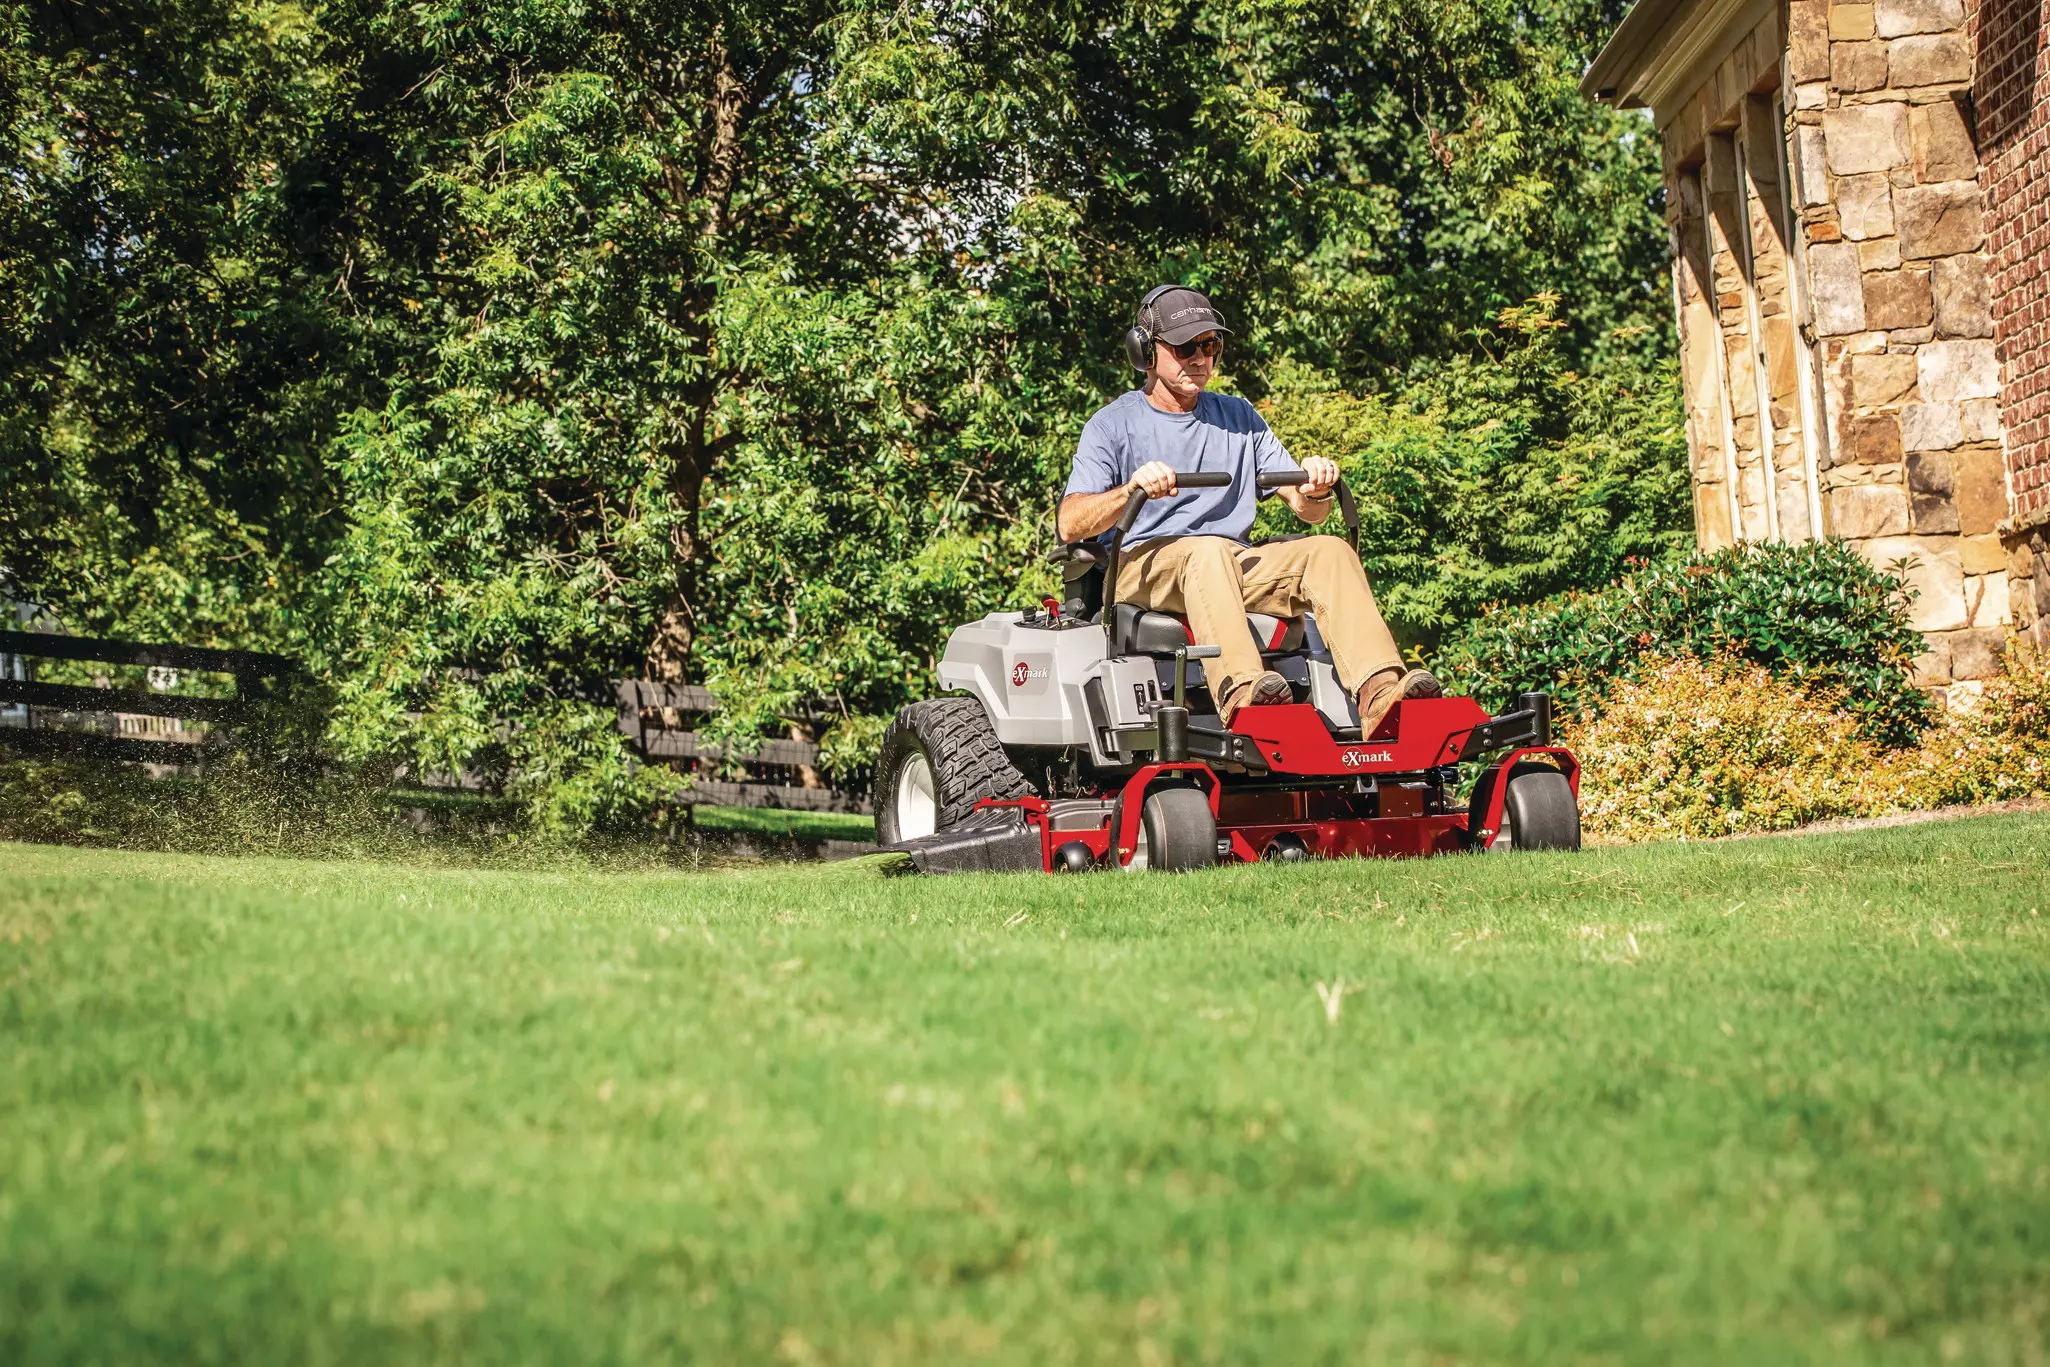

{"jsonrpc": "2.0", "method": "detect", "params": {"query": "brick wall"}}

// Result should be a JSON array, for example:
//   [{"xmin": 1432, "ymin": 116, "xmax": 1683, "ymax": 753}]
[{"xmin": 1975, "ymin": 0, "xmax": 2050, "ymax": 517}]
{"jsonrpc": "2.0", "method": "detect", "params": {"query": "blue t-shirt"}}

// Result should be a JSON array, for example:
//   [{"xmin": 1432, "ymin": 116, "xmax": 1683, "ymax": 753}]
[{"xmin": 1063, "ymin": 389, "xmax": 1303, "ymax": 546}]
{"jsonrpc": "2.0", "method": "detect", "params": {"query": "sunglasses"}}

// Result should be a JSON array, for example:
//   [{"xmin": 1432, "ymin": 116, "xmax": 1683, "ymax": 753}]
[{"xmin": 1166, "ymin": 334, "xmax": 1224, "ymax": 361}]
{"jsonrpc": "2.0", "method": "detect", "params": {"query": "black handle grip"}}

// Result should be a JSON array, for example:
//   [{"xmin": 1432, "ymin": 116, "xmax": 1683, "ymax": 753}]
[
  {"xmin": 1108, "ymin": 470, "xmax": 1255, "ymax": 614},
  {"xmin": 1256, "ymin": 471, "xmax": 1308, "ymax": 489},
  {"xmin": 1113, "ymin": 471, "xmax": 1233, "ymax": 534}
]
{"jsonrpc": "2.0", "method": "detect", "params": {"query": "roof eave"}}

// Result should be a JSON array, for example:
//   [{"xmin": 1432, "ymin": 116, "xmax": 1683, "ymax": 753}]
[{"xmin": 1579, "ymin": 0, "xmax": 1692, "ymax": 103}]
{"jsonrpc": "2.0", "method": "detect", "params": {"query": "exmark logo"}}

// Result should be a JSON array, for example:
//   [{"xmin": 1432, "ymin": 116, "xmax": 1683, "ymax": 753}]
[
  {"xmin": 1341, "ymin": 747, "xmax": 1394, "ymax": 768},
  {"xmin": 1011, "ymin": 661, "xmax": 1049, "ymax": 687}
]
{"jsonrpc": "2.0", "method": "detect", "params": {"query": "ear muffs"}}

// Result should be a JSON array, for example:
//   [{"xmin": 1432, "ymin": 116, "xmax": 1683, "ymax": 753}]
[
  {"xmin": 1124, "ymin": 284, "xmax": 1180, "ymax": 373},
  {"xmin": 1122, "ymin": 325, "xmax": 1154, "ymax": 373}
]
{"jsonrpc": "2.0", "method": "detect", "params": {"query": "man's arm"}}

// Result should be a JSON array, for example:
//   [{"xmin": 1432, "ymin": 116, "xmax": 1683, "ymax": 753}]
[
  {"xmin": 1273, "ymin": 455, "xmax": 1342, "ymax": 525},
  {"xmin": 1250, "ymin": 411, "xmax": 1338, "ymax": 525},
  {"xmin": 1056, "ymin": 460, "xmax": 1180, "ymax": 542}
]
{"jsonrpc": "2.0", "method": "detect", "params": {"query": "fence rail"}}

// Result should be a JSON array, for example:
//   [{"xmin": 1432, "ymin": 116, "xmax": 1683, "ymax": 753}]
[
  {"xmin": 613, "ymin": 679, "xmax": 869, "ymax": 816},
  {"xmin": 0, "ymin": 679, "xmax": 255, "ymax": 724},
  {"xmin": 642, "ymin": 730, "xmax": 821, "ymax": 767},
  {"xmin": 0, "ymin": 631, "xmax": 292, "ymax": 679},
  {"xmin": 0, "ymin": 730, "xmax": 224, "ymax": 765},
  {"xmin": 0, "ymin": 631, "xmax": 292, "ymax": 766},
  {"xmin": 0, "ymin": 631, "xmax": 870, "ymax": 818}
]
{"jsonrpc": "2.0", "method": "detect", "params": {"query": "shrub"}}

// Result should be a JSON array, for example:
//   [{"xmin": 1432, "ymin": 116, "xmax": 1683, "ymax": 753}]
[
  {"xmin": 1563, "ymin": 655, "xmax": 1878, "ymax": 843},
  {"xmin": 1567, "ymin": 648, "xmax": 2050, "ymax": 844},
  {"xmin": 1875, "ymin": 647, "xmax": 2050, "ymax": 808},
  {"xmin": 1255, "ymin": 298, "xmax": 1694, "ymax": 646},
  {"xmin": 1436, "ymin": 539, "xmax": 1931, "ymax": 746}
]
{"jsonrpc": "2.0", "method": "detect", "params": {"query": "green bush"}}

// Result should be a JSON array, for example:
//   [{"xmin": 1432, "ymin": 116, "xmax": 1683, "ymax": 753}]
[
  {"xmin": 1564, "ymin": 654, "xmax": 1876, "ymax": 842},
  {"xmin": 1881, "ymin": 646, "xmax": 2050, "ymax": 807},
  {"xmin": 1255, "ymin": 297, "xmax": 1693, "ymax": 646},
  {"xmin": 1435, "ymin": 539, "xmax": 1931, "ymax": 745},
  {"xmin": 1566, "ymin": 648, "xmax": 2050, "ymax": 843}
]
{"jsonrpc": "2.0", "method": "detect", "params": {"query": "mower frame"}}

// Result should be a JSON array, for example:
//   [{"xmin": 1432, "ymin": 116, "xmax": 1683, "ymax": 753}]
[{"xmin": 879, "ymin": 470, "xmax": 1583, "ymax": 873}]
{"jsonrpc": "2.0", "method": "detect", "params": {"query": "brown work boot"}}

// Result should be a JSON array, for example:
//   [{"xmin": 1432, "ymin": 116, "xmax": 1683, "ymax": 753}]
[
  {"xmin": 1222, "ymin": 670, "xmax": 1294, "ymax": 723},
  {"xmin": 1357, "ymin": 667, "xmax": 1442, "ymax": 737}
]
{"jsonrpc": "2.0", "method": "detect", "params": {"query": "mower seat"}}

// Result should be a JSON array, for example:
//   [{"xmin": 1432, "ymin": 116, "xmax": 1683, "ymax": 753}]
[
  {"xmin": 1052, "ymin": 545, "xmax": 1310, "ymax": 659},
  {"xmin": 1108, "ymin": 603, "xmax": 1306, "ymax": 657}
]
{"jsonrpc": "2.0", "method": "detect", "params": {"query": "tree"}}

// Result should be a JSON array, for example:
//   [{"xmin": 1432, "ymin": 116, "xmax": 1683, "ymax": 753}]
[
  {"xmin": 3, "ymin": 0, "xmax": 1681, "ymax": 830},
  {"xmin": 0, "ymin": 0, "xmax": 421, "ymax": 648}
]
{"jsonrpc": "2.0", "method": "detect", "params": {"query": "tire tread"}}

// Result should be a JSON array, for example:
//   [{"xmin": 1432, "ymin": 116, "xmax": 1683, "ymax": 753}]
[{"xmin": 877, "ymin": 697, "xmax": 1034, "ymax": 833}]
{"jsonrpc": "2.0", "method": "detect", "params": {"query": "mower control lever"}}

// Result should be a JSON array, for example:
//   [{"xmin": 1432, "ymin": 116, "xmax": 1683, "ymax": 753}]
[
  {"xmin": 1171, "ymin": 644, "xmax": 1222, "ymax": 708},
  {"xmin": 1156, "ymin": 643, "xmax": 1225, "ymax": 763},
  {"xmin": 1105, "ymin": 471, "xmax": 1234, "ymax": 617},
  {"xmin": 1256, "ymin": 471, "xmax": 1359, "ymax": 551},
  {"xmin": 1114, "ymin": 470, "xmax": 1232, "ymax": 535}
]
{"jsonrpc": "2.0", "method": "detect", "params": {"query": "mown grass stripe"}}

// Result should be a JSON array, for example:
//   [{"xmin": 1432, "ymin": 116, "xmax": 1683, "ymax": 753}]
[{"xmin": 2, "ymin": 817, "xmax": 2047, "ymax": 1364}]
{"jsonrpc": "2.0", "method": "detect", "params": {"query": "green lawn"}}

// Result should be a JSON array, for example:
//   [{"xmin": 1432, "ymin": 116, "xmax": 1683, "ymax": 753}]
[
  {"xmin": 3, "ymin": 816, "xmax": 2048, "ymax": 1365},
  {"xmin": 690, "ymin": 802, "xmax": 875, "ymax": 843}
]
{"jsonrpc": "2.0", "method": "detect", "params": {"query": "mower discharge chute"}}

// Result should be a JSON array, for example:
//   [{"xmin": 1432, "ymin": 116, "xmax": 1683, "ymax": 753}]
[{"xmin": 875, "ymin": 472, "xmax": 1581, "ymax": 873}]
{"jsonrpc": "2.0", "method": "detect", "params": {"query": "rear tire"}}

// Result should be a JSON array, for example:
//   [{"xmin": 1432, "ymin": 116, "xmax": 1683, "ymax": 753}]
[
  {"xmin": 1503, "ymin": 763, "xmax": 1580, "ymax": 852},
  {"xmin": 874, "ymin": 697, "xmax": 1034, "ymax": 844},
  {"xmin": 1124, "ymin": 785, "xmax": 1217, "ymax": 872}
]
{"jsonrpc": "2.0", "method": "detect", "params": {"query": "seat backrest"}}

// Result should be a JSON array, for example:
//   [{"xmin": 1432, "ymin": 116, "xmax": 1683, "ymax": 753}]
[
  {"xmin": 1108, "ymin": 603, "xmax": 1194, "ymax": 655},
  {"xmin": 1050, "ymin": 544, "xmax": 1105, "ymax": 619}
]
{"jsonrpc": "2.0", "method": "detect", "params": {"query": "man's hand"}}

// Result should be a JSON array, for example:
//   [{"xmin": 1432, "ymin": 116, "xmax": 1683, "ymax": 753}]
[
  {"xmin": 1277, "ymin": 456, "xmax": 1342, "ymax": 524},
  {"xmin": 1057, "ymin": 461, "xmax": 1184, "ymax": 541},
  {"xmin": 1128, "ymin": 460, "xmax": 1178, "ymax": 498},
  {"xmin": 1300, "ymin": 457, "xmax": 1340, "ymax": 497}
]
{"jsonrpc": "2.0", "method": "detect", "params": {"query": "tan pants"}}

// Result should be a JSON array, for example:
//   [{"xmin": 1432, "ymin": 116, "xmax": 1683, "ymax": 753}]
[{"xmin": 1116, "ymin": 535, "xmax": 1405, "ymax": 714}]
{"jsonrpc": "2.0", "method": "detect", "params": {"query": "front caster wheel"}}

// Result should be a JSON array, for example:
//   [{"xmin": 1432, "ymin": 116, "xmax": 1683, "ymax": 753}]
[
  {"xmin": 1503, "ymin": 763, "xmax": 1581, "ymax": 852},
  {"xmin": 1124, "ymin": 785, "xmax": 1217, "ymax": 872}
]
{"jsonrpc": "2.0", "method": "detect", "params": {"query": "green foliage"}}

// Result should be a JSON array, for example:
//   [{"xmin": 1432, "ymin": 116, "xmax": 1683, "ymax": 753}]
[
  {"xmin": 1254, "ymin": 296, "xmax": 1692, "ymax": 646},
  {"xmin": 9, "ymin": 825, "xmax": 2050, "ymax": 1359},
  {"xmin": 3, "ymin": 0, "xmax": 1680, "ymax": 833},
  {"xmin": 1569, "ymin": 650, "xmax": 2050, "ymax": 843},
  {"xmin": 0, "ymin": 0, "xmax": 430, "ymax": 647},
  {"xmin": 1884, "ymin": 647, "xmax": 2050, "ymax": 807},
  {"xmin": 1437, "ymin": 540, "xmax": 1934, "ymax": 745},
  {"xmin": 1567, "ymin": 655, "xmax": 1885, "ymax": 842}
]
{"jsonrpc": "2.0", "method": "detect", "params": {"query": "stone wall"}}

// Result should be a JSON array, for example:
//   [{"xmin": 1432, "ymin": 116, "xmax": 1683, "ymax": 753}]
[
  {"xmin": 1972, "ymin": 0, "xmax": 2050, "ymax": 648},
  {"xmin": 1613, "ymin": 0, "xmax": 2037, "ymax": 681},
  {"xmin": 1663, "ymin": 10, "xmax": 1824, "ymax": 552},
  {"xmin": 1780, "ymin": 0, "xmax": 2011, "ymax": 684},
  {"xmin": 2007, "ymin": 514, "xmax": 2050, "ymax": 650}
]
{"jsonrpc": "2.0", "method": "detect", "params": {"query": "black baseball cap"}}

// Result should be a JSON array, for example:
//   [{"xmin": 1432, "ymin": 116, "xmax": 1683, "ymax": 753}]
[{"xmin": 1138, "ymin": 286, "xmax": 1232, "ymax": 345}]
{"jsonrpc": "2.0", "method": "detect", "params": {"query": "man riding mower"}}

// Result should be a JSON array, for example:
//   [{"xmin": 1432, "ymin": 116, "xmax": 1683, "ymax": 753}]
[{"xmin": 875, "ymin": 285, "xmax": 1581, "ymax": 873}]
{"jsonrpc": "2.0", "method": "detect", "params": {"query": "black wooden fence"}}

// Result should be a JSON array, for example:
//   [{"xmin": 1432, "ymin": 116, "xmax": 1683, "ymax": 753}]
[
  {"xmin": 613, "ymin": 680, "xmax": 870, "ymax": 815},
  {"xmin": 0, "ymin": 630, "xmax": 869, "ymax": 815},
  {"xmin": 0, "ymin": 630, "xmax": 294, "ymax": 765}
]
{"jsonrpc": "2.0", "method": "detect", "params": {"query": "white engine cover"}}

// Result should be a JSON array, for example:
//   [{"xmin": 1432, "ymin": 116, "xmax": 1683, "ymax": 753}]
[
  {"xmin": 936, "ymin": 612, "xmax": 1104, "ymax": 748},
  {"xmin": 935, "ymin": 608, "xmax": 1355, "ymax": 756}
]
